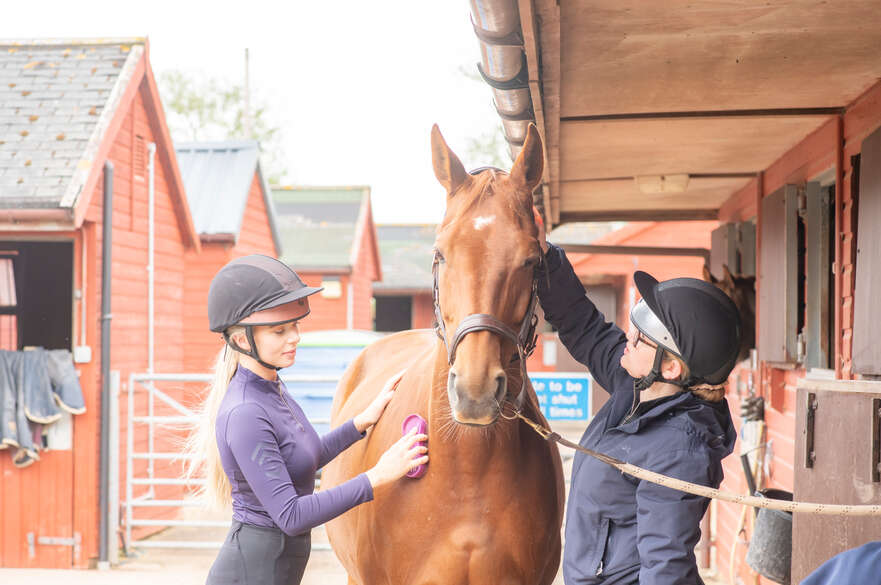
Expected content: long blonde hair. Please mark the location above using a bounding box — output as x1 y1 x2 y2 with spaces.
185 326 243 509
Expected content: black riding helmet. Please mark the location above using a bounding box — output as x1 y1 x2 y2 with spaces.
630 270 741 391
208 255 322 370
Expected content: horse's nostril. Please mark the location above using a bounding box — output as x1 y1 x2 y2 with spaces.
494 374 507 404
447 370 459 406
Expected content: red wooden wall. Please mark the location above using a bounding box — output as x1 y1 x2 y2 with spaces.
95 80 190 566
712 80 881 583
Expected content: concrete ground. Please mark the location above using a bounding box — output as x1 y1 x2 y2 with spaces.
0 421 726 585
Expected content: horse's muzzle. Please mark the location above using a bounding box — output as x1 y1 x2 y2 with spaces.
447 369 506 426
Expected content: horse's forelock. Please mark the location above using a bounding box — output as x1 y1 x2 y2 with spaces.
443 168 533 232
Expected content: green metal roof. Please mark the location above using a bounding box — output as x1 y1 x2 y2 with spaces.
374 224 437 292
272 186 368 269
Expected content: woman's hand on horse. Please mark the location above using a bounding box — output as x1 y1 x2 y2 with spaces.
354 370 407 433
365 429 429 488
532 206 549 254
354 370 406 432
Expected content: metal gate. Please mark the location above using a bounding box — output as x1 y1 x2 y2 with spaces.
124 372 337 551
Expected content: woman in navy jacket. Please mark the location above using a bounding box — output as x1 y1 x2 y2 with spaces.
535 214 740 585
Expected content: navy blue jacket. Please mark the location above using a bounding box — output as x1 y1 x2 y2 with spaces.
538 245 736 585
801 541 881 585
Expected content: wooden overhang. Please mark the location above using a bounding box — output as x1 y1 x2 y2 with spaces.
517 0 881 226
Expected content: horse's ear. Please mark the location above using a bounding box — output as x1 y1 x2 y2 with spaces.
431 124 468 196
510 124 544 194
722 264 736 288
702 264 715 283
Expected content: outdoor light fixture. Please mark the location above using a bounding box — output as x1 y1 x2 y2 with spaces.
634 174 690 194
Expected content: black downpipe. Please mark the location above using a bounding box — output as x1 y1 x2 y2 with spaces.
99 161 113 563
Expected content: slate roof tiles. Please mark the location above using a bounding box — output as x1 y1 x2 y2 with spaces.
0 39 142 208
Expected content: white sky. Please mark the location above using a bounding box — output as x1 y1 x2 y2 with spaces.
4 1 506 224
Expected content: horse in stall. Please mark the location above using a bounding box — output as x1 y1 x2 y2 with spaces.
322 124 564 585
703 264 756 363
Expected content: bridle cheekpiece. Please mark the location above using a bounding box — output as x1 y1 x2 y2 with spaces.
431 249 542 413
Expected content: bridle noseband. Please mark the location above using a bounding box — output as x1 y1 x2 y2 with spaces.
431 250 542 413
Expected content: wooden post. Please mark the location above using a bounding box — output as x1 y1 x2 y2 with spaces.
834 116 844 379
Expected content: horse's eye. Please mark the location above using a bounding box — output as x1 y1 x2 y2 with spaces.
524 256 540 269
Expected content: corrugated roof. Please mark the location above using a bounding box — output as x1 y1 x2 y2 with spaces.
373 224 437 292
0 39 143 208
272 186 368 269
174 141 275 240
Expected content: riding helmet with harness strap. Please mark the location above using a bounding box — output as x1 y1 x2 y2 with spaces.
208 254 323 370
630 270 742 392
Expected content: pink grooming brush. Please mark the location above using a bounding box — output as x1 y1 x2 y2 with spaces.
402 414 428 479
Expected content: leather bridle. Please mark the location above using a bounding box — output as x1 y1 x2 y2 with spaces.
431 249 541 412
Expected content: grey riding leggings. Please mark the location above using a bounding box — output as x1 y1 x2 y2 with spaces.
206 520 311 585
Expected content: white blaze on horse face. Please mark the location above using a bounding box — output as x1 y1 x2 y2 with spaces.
473 215 496 231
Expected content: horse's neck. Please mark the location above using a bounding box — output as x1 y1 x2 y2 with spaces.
425 342 522 470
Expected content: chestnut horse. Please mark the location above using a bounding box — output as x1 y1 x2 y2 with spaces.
322 124 564 585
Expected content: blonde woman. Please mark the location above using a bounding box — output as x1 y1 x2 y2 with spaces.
191 255 427 585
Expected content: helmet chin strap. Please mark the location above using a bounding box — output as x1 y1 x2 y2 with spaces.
634 346 692 392
223 325 283 372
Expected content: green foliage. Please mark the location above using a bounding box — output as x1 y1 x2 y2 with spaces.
465 124 508 169
458 64 510 168
158 70 288 184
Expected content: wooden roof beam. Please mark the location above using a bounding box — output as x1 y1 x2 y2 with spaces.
560 243 710 262
561 107 845 123
559 209 720 222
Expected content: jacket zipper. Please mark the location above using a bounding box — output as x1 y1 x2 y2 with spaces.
620 385 640 425
595 560 604 576
277 380 305 431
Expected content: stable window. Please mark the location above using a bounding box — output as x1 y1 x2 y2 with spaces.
853 124 881 374
758 182 835 368
0 253 18 350
320 276 342 299
709 220 756 278
0 242 74 350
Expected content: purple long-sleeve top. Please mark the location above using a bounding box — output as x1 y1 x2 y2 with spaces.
216 365 373 536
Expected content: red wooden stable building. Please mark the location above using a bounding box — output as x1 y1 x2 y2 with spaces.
469 1 881 582
272 186 381 332
0 38 202 568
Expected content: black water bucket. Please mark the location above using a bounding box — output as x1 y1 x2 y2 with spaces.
745 489 793 585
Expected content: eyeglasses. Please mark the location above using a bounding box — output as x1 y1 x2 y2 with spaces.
635 333 658 350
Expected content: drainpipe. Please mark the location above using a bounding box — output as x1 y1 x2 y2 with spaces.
98 160 114 566
147 143 156 375
146 142 156 491
470 0 535 160
347 280 354 329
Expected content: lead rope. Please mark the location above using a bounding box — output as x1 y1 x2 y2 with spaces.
514 412 881 517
